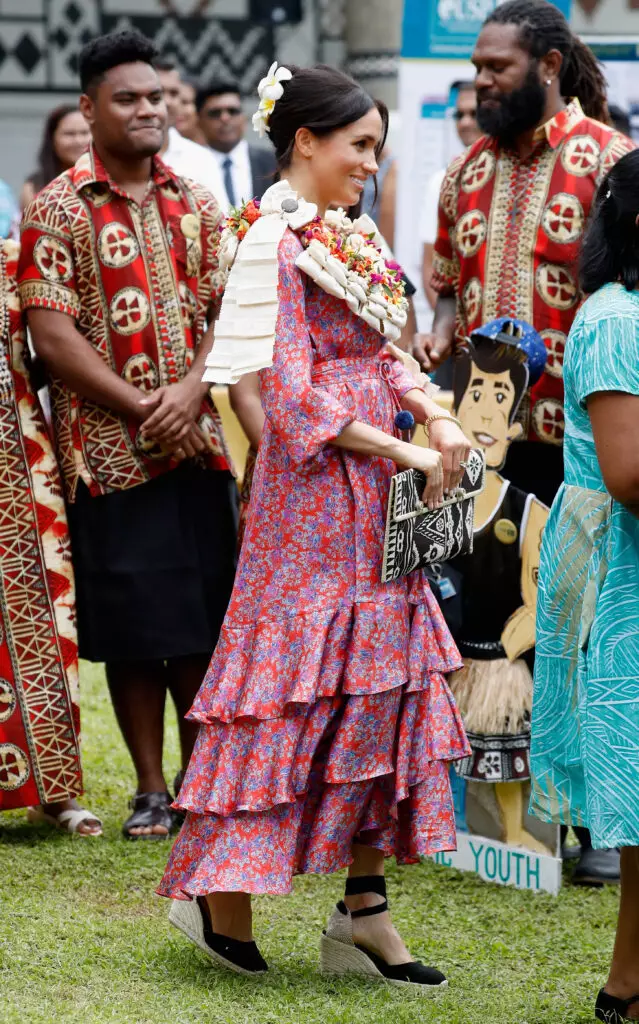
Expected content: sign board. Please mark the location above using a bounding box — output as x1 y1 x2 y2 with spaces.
431 831 562 895
402 0 572 61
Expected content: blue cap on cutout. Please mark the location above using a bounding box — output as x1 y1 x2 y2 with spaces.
470 317 547 386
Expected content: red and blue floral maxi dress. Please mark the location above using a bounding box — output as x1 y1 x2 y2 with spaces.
158 230 470 896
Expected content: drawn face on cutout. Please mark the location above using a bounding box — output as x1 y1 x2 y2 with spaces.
454 341 529 470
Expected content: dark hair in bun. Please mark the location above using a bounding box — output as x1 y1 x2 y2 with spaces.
580 149 639 294
267 64 388 170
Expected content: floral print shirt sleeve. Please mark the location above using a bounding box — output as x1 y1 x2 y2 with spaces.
431 152 465 297
570 306 639 407
186 180 226 319
259 231 356 472
18 187 81 320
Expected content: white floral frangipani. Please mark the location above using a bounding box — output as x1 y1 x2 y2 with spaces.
251 61 293 137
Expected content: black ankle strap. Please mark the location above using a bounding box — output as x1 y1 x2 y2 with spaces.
350 901 388 919
597 988 639 1020
344 875 387 898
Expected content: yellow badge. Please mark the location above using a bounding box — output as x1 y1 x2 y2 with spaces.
494 518 518 545
180 213 200 240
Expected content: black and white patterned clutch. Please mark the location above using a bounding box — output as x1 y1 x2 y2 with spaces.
381 448 485 583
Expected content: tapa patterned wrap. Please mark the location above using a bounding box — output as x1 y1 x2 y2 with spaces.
0 239 82 810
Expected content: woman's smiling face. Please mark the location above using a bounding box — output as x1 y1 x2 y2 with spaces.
305 106 383 210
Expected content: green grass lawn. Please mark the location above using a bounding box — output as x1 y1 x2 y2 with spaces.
1 663 616 1024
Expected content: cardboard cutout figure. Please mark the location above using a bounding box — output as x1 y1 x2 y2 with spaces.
448 320 551 856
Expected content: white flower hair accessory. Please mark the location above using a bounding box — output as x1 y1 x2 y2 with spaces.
252 61 292 138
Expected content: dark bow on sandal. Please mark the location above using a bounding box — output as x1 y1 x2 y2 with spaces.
596 989 639 1023
122 791 174 840
321 875 447 992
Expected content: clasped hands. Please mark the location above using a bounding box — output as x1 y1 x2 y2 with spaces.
412 332 451 374
138 377 209 460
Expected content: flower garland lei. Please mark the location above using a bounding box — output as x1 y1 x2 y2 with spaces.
217 197 409 342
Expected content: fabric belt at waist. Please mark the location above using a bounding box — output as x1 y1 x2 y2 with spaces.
311 355 394 386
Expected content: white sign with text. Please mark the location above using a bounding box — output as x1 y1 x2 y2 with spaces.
431 832 562 895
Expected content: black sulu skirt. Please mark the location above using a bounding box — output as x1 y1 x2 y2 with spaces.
67 463 237 663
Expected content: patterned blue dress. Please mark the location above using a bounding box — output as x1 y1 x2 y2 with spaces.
530 282 639 849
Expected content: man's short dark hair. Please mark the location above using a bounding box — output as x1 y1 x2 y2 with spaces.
453 338 528 425
451 79 475 95
79 30 159 94
195 79 241 113
154 55 178 74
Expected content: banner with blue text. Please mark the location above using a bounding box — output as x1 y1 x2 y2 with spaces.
402 0 572 60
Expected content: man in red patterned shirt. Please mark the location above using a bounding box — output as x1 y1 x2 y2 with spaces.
415 0 633 509
415 0 631 886
18 31 236 839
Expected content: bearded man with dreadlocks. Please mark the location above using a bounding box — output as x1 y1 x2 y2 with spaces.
413 0 633 887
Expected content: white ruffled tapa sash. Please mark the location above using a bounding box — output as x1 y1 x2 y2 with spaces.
203 180 408 385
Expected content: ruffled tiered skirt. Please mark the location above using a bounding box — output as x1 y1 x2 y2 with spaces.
158 578 469 897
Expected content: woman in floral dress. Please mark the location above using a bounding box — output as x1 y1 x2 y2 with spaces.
159 64 471 990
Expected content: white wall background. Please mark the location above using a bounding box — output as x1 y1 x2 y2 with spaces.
572 0 639 34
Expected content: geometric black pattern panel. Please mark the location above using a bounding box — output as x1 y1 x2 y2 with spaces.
0 2 275 93
381 450 485 583
103 16 274 93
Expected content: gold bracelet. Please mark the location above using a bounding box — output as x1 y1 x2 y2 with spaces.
423 413 461 435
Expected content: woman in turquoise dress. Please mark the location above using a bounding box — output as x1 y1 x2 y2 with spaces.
530 150 639 1023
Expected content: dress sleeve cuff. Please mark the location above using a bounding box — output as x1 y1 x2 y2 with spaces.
382 344 436 398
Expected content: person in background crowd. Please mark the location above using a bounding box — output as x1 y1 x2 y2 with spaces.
531 150 639 1024
177 78 206 145
420 80 482 386
360 145 397 248
0 238 101 837
421 81 482 316
0 179 18 239
18 30 236 841
609 103 633 140
155 56 226 204
196 78 276 209
414 0 634 884
21 105 90 210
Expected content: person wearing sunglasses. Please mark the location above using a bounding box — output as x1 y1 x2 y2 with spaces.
155 57 227 207
196 78 276 211
420 81 481 326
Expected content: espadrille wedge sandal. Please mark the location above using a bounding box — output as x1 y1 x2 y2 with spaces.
169 896 268 976
320 876 447 992
595 988 639 1022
